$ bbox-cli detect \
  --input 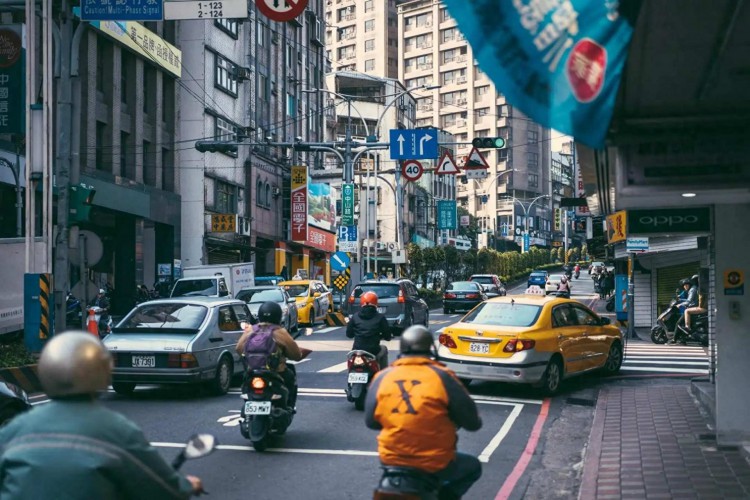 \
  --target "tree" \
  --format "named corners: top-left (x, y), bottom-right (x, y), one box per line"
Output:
top-left (457, 206), bottom-right (479, 245)
top-left (406, 243), bottom-right (423, 283)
